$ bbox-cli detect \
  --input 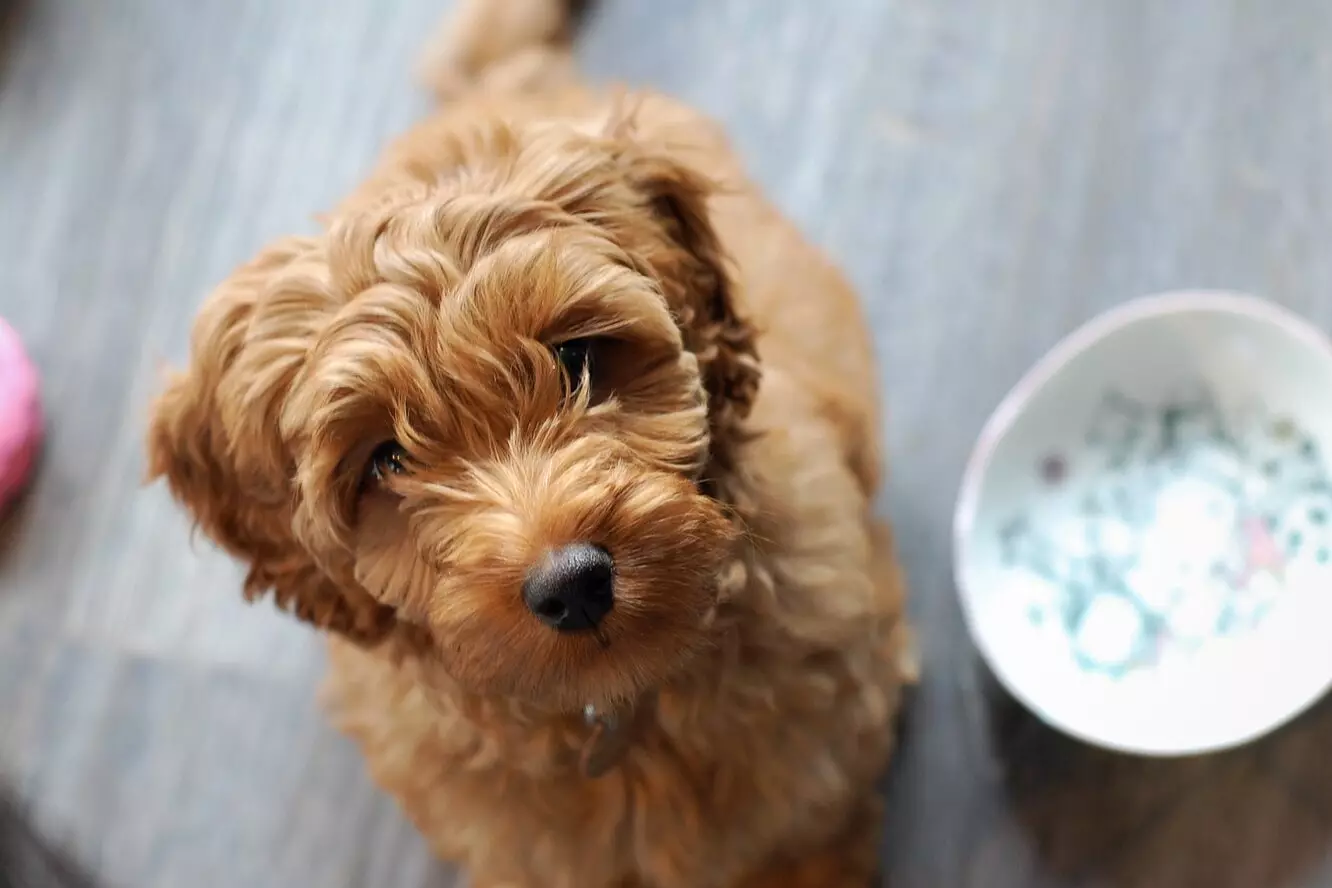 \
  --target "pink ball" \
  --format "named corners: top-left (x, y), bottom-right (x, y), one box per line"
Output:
top-left (0, 318), bottom-right (42, 512)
